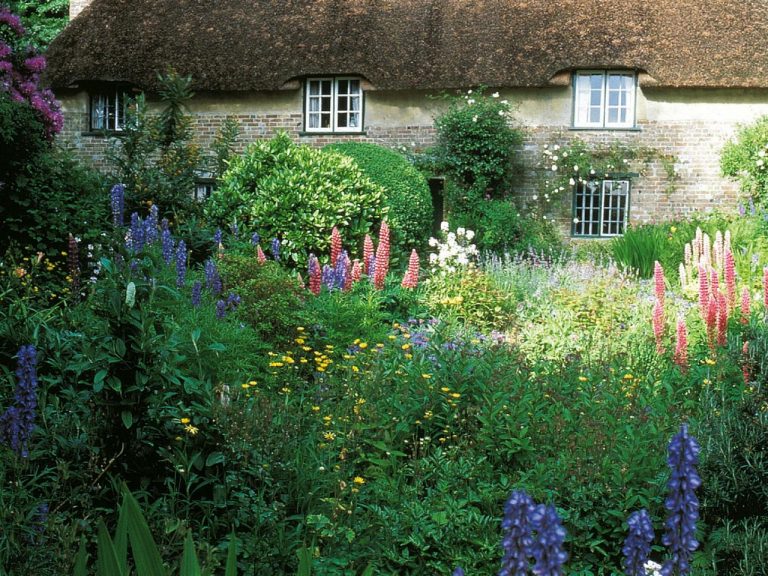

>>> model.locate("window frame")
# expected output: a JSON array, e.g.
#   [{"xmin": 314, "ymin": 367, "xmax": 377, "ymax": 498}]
[
  {"xmin": 571, "ymin": 177, "xmax": 631, "ymax": 238},
  {"xmin": 572, "ymin": 71, "xmax": 637, "ymax": 129},
  {"xmin": 304, "ymin": 76, "xmax": 364, "ymax": 134},
  {"xmin": 89, "ymin": 86, "xmax": 131, "ymax": 132}
]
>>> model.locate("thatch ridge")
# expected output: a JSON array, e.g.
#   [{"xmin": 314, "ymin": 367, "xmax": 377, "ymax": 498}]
[{"xmin": 45, "ymin": 0, "xmax": 768, "ymax": 91}]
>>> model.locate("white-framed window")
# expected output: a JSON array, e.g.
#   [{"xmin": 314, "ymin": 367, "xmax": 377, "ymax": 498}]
[
  {"xmin": 305, "ymin": 77, "xmax": 363, "ymax": 133},
  {"xmin": 573, "ymin": 71, "xmax": 636, "ymax": 129},
  {"xmin": 572, "ymin": 179, "xmax": 630, "ymax": 237},
  {"xmin": 90, "ymin": 87, "xmax": 130, "ymax": 131}
]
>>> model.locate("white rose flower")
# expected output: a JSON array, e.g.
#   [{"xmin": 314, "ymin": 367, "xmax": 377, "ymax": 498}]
[
  {"xmin": 573, "ymin": 165, "xmax": 579, "ymax": 171},
  {"xmin": 456, "ymin": 227, "xmax": 466, "ymax": 237},
  {"xmin": 492, "ymin": 92, "xmax": 499, "ymax": 98},
  {"xmin": 440, "ymin": 221, "xmax": 449, "ymax": 231},
  {"xmin": 447, "ymin": 232, "xmax": 456, "ymax": 243},
  {"xmin": 466, "ymin": 230, "xmax": 475, "ymax": 240},
  {"xmin": 569, "ymin": 178, "xmax": 576, "ymax": 185},
  {"xmin": 428, "ymin": 237, "xmax": 438, "ymax": 247},
  {"xmin": 472, "ymin": 115, "xmax": 478, "ymax": 122},
  {"xmin": 551, "ymin": 164, "xmax": 558, "ymax": 171}
]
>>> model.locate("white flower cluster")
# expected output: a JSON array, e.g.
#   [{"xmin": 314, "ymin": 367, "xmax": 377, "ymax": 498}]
[
  {"xmin": 428, "ymin": 222, "xmax": 478, "ymax": 273},
  {"xmin": 643, "ymin": 560, "xmax": 662, "ymax": 576},
  {"xmin": 756, "ymin": 144, "xmax": 768, "ymax": 169}
]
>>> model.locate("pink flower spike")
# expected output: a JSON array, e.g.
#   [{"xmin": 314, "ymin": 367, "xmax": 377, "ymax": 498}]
[
  {"xmin": 373, "ymin": 221, "xmax": 390, "ymax": 290},
  {"xmin": 740, "ymin": 287, "xmax": 750, "ymax": 324},
  {"xmin": 698, "ymin": 265, "xmax": 709, "ymax": 321},
  {"xmin": 652, "ymin": 299, "xmax": 665, "ymax": 354},
  {"xmin": 351, "ymin": 259, "xmax": 362, "ymax": 283},
  {"xmin": 256, "ymin": 245, "xmax": 267, "ymax": 264},
  {"xmin": 717, "ymin": 291, "xmax": 728, "ymax": 347},
  {"xmin": 763, "ymin": 267, "xmax": 768, "ymax": 310},
  {"xmin": 674, "ymin": 317, "xmax": 688, "ymax": 372},
  {"xmin": 654, "ymin": 261, "xmax": 665, "ymax": 307},
  {"xmin": 724, "ymin": 250, "xmax": 736, "ymax": 311},
  {"xmin": 401, "ymin": 249, "xmax": 420, "ymax": 289},
  {"xmin": 330, "ymin": 226, "xmax": 342, "ymax": 268},
  {"xmin": 363, "ymin": 235, "xmax": 374, "ymax": 275}
]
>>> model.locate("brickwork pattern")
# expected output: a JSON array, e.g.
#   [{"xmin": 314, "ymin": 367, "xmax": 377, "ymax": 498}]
[{"xmin": 60, "ymin": 108, "xmax": 740, "ymax": 226}]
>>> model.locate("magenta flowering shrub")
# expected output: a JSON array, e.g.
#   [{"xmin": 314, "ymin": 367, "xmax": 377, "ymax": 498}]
[{"xmin": 0, "ymin": 6, "xmax": 62, "ymax": 140}]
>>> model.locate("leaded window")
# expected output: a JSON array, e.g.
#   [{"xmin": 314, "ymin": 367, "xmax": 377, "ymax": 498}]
[{"xmin": 572, "ymin": 179, "xmax": 630, "ymax": 237}]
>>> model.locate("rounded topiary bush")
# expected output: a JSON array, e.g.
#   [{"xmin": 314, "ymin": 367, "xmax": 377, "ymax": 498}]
[
  {"xmin": 206, "ymin": 132, "xmax": 386, "ymax": 265},
  {"xmin": 324, "ymin": 142, "xmax": 433, "ymax": 253}
]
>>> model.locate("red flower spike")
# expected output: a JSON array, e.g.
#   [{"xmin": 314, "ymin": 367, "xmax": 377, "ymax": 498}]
[
  {"xmin": 308, "ymin": 255, "xmax": 322, "ymax": 296},
  {"xmin": 330, "ymin": 226, "xmax": 342, "ymax": 268},
  {"xmin": 351, "ymin": 259, "xmax": 362, "ymax": 283},
  {"xmin": 740, "ymin": 287, "xmax": 750, "ymax": 324},
  {"xmin": 698, "ymin": 265, "xmax": 709, "ymax": 321},
  {"xmin": 256, "ymin": 245, "xmax": 267, "ymax": 264}
]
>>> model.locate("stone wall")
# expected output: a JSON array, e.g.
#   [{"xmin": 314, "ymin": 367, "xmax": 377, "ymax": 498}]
[
  {"xmin": 55, "ymin": 86, "xmax": 768, "ymax": 232},
  {"xmin": 69, "ymin": 0, "xmax": 92, "ymax": 20}
]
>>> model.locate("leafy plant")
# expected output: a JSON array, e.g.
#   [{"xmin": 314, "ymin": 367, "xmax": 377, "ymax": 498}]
[
  {"xmin": 206, "ymin": 132, "xmax": 386, "ymax": 266},
  {"xmin": 721, "ymin": 115, "xmax": 768, "ymax": 206},
  {"xmin": 73, "ymin": 485, "xmax": 239, "ymax": 576},
  {"xmin": 433, "ymin": 88, "xmax": 522, "ymax": 205},
  {"xmin": 324, "ymin": 142, "xmax": 433, "ymax": 253}
]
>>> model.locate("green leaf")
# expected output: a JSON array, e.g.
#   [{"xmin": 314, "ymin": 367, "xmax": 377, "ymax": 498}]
[
  {"xmin": 296, "ymin": 546, "xmax": 312, "ymax": 576},
  {"xmin": 73, "ymin": 537, "xmax": 89, "ymax": 576},
  {"xmin": 115, "ymin": 498, "xmax": 129, "ymax": 575},
  {"xmin": 122, "ymin": 488, "xmax": 167, "ymax": 576},
  {"xmin": 224, "ymin": 531, "xmax": 238, "ymax": 576},
  {"xmin": 205, "ymin": 452, "xmax": 225, "ymax": 467},
  {"xmin": 121, "ymin": 410, "xmax": 133, "ymax": 429},
  {"xmin": 180, "ymin": 533, "xmax": 202, "ymax": 576},
  {"xmin": 96, "ymin": 520, "xmax": 124, "ymax": 576}
]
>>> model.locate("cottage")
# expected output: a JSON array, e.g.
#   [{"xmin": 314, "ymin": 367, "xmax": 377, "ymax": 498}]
[{"xmin": 46, "ymin": 0, "xmax": 768, "ymax": 236}]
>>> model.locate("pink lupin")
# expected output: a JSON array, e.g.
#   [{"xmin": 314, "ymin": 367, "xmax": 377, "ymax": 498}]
[
  {"xmin": 740, "ymin": 287, "xmax": 751, "ymax": 324},
  {"xmin": 724, "ymin": 249, "xmax": 736, "ymax": 311},
  {"xmin": 673, "ymin": 317, "xmax": 688, "ymax": 372},
  {"xmin": 652, "ymin": 299, "xmax": 665, "ymax": 354}
]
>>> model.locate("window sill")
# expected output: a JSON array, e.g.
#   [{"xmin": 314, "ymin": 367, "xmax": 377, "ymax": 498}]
[
  {"xmin": 569, "ymin": 126, "xmax": 642, "ymax": 132},
  {"xmin": 81, "ymin": 131, "xmax": 123, "ymax": 137},
  {"xmin": 298, "ymin": 131, "xmax": 367, "ymax": 137}
]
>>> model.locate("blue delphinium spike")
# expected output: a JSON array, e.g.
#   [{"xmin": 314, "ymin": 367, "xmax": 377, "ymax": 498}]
[
  {"xmin": 251, "ymin": 231, "xmax": 260, "ymax": 246},
  {"xmin": 271, "ymin": 237, "xmax": 281, "ymax": 261},
  {"xmin": 528, "ymin": 503, "xmax": 568, "ymax": 576},
  {"xmin": 499, "ymin": 490, "xmax": 535, "ymax": 576},
  {"xmin": 161, "ymin": 228, "xmax": 175, "ymax": 265},
  {"xmin": 191, "ymin": 281, "xmax": 202, "ymax": 308},
  {"xmin": 623, "ymin": 509, "xmax": 655, "ymax": 576},
  {"xmin": 661, "ymin": 424, "xmax": 701, "ymax": 576},
  {"xmin": 0, "ymin": 345, "xmax": 38, "ymax": 457}
]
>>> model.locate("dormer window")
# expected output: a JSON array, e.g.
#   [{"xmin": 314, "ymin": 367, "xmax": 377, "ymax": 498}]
[
  {"xmin": 305, "ymin": 77, "xmax": 363, "ymax": 133},
  {"xmin": 90, "ymin": 87, "xmax": 130, "ymax": 132},
  {"xmin": 573, "ymin": 71, "xmax": 636, "ymax": 129}
]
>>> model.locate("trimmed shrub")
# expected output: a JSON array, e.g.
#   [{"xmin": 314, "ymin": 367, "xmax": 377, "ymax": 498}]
[
  {"xmin": 324, "ymin": 142, "xmax": 433, "ymax": 252},
  {"xmin": 206, "ymin": 132, "xmax": 386, "ymax": 265}
]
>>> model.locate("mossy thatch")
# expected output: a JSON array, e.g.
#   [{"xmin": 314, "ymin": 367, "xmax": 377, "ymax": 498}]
[{"xmin": 45, "ymin": 0, "xmax": 768, "ymax": 92}]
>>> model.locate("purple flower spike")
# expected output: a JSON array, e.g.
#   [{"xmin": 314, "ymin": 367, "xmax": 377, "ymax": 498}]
[
  {"xmin": 322, "ymin": 264, "xmax": 335, "ymax": 290},
  {"xmin": 271, "ymin": 238, "xmax": 280, "ymax": 261},
  {"xmin": 452, "ymin": 568, "xmax": 465, "ymax": 576},
  {"xmin": 213, "ymin": 228, "xmax": 222, "ymax": 246},
  {"xmin": 191, "ymin": 281, "xmax": 202, "ymax": 308},
  {"xmin": 110, "ymin": 184, "xmax": 125, "ymax": 228},
  {"xmin": 0, "ymin": 345, "xmax": 38, "ymax": 457},
  {"xmin": 215, "ymin": 299, "xmax": 226, "ymax": 319},
  {"xmin": 623, "ymin": 509, "xmax": 655, "ymax": 576},
  {"xmin": 175, "ymin": 240, "xmax": 187, "ymax": 287},
  {"xmin": 529, "ymin": 504, "xmax": 568, "ymax": 576},
  {"xmin": 499, "ymin": 490, "xmax": 535, "ymax": 576},
  {"xmin": 661, "ymin": 424, "xmax": 701, "ymax": 576},
  {"xmin": 251, "ymin": 231, "xmax": 260, "ymax": 246},
  {"xmin": 161, "ymin": 229, "xmax": 175, "ymax": 265},
  {"xmin": 204, "ymin": 259, "xmax": 222, "ymax": 295}
]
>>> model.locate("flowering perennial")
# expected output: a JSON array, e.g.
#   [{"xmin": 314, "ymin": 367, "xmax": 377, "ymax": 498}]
[
  {"xmin": 256, "ymin": 245, "xmax": 267, "ymax": 264},
  {"xmin": 330, "ymin": 226, "xmax": 342, "ymax": 268},
  {"xmin": 373, "ymin": 221, "xmax": 390, "ymax": 289},
  {"xmin": 661, "ymin": 424, "xmax": 701, "ymax": 576},
  {"xmin": 175, "ymin": 240, "xmax": 187, "ymax": 287},
  {"xmin": 0, "ymin": 345, "xmax": 38, "ymax": 457},
  {"xmin": 499, "ymin": 490, "xmax": 535, "ymax": 576},
  {"xmin": 623, "ymin": 509, "xmax": 655, "ymax": 576},
  {"xmin": 401, "ymin": 249, "xmax": 420, "ymax": 289},
  {"xmin": 673, "ymin": 318, "xmax": 688, "ymax": 371},
  {"xmin": 111, "ymin": 184, "xmax": 126, "ymax": 228}
]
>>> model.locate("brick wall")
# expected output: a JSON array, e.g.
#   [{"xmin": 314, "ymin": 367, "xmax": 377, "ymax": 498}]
[{"xmin": 59, "ymin": 103, "xmax": 741, "ymax": 228}]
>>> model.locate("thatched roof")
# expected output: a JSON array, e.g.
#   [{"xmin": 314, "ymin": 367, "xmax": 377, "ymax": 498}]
[{"xmin": 45, "ymin": 0, "xmax": 768, "ymax": 91}]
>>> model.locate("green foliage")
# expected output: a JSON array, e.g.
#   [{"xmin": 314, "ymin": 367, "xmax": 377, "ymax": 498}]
[
  {"xmin": 75, "ymin": 486, "xmax": 239, "ymax": 576},
  {"xmin": 6, "ymin": 0, "xmax": 67, "ymax": 49},
  {"xmin": 206, "ymin": 132, "xmax": 386, "ymax": 265},
  {"xmin": 107, "ymin": 71, "xmax": 202, "ymax": 220},
  {"xmin": 470, "ymin": 199, "xmax": 563, "ymax": 254},
  {"xmin": 323, "ymin": 142, "xmax": 433, "ymax": 252},
  {"xmin": 210, "ymin": 117, "xmax": 240, "ymax": 179},
  {"xmin": 218, "ymin": 254, "xmax": 305, "ymax": 344},
  {"xmin": 0, "ymin": 115, "xmax": 106, "ymax": 260},
  {"xmin": 433, "ymin": 88, "xmax": 522, "ymax": 204},
  {"xmin": 610, "ymin": 223, "xmax": 668, "ymax": 278},
  {"xmin": 0, "ymin": 92, "xmax": 47, "ymax": 176},
  {"xmin": 721, "ymin": 115, "xmax": 768, "ymax": 205}
]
